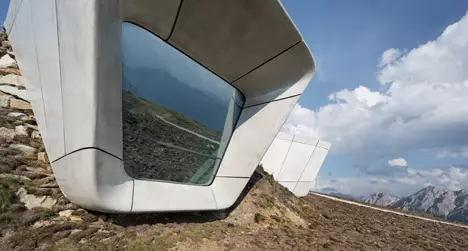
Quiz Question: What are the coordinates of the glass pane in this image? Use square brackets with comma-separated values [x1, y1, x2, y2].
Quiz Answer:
[122, 22, 244, 185]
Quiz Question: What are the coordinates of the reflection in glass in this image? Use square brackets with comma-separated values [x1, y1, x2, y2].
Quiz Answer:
[122, 22, 244, 185]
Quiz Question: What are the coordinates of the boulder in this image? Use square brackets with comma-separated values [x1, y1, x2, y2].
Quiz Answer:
[0, 127, 16, 139]
[9, 144, 36, 153]
[0, 74, 22, 87]
[10, 98, 31, 110]
[15, 187, 57, 209]
[15, 125, 29, 136]
[0, 54, 17, 68]
[0, 85, 28, 101]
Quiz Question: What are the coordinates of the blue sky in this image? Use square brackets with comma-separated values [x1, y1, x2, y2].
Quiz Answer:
[281, 0, 468, 196]
[2, 1, 468, 197]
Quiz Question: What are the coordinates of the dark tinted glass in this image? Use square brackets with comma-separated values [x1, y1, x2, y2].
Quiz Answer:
[122, 22, 243, 185]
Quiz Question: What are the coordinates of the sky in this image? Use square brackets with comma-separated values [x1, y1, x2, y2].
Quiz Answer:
[2, 1, 468, 197]
[280, 0, 468, 197]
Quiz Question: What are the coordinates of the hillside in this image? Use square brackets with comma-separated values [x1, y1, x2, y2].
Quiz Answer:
[2, 31, 468, 250]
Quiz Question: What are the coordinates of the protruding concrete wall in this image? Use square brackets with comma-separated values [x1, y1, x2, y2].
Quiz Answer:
[261, 132, 330, 197]
[6, 0, 316, 212]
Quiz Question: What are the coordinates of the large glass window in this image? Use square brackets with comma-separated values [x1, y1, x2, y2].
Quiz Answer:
[122, 22, 244, 185]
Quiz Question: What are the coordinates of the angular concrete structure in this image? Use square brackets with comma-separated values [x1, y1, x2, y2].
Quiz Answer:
[5, 0, 315, 212]
[261, 132, 330, 197]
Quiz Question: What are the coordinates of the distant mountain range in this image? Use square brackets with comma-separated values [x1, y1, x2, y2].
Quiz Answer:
[361, 192, 400, 206]
[360, 186, 468, 224]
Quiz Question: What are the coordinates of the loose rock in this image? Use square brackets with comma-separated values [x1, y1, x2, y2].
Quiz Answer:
[15, 125, 28, 136]
[0, 74, 22, 87]
[31, 130, 41, 139]
[0, 85, 28, 101]
[0, 91, 10, 107]
[0, 54, 17, 68]
[15, 187, 57, 209]
[10, 98, 31, 110]
[9, 143, 36, 153]
[7, 111, 28, 121]
[0, 127, 16, 139]
[38, 152, 47, 162]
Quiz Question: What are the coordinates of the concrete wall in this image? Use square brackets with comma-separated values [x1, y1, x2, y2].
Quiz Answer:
[5, 0, 316, 212]
[261, 132, 330, 197]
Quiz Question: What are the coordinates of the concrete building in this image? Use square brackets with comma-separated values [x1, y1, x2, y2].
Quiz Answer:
[5, 0, 315, 212]
[261, 132, 330, 197]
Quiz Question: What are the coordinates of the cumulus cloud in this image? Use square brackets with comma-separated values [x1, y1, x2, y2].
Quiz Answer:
[284, 12, 468, 161]
[315, 166, 468, 197]
[379, 48, 401, 67]
[388, 158, 407, 167]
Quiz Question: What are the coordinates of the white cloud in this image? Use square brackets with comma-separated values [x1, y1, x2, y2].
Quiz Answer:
[435, 146, 468, 159]
[388, 158, 407, 167]
[379, 48, 401, 67]
[315, 165, 468, 197]
[284, 12, 468, 161]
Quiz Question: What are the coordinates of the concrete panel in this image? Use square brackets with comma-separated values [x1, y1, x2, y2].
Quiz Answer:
[293, 134, 318, 146]
[216, 95, 300, 177]
[279, 181, 296, 192]
[9, 0, 50, 154]
[95, 0, 123, 158]
[29, 0, 65, 160]
[261, 138, 291, 179]
[300, 146, 329, 182]
[276, 142, 314, 181]
[292, 181, 313, 197]
[132, 180, 217, 212]
[211, 177, 249, 209]
[235, 42, 314, 107]
[276, 131, 294, 141]
[168, 0, 301, 82]
[52, 149, 133, 213]
[122, 0, 181, 40]
[318, 140, 332, 150]
[4, 0, 23, 33]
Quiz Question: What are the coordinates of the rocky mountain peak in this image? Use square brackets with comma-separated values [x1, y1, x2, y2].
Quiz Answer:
[361, 192, 400, 206]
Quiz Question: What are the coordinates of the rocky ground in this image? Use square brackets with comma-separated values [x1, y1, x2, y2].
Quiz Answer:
[2, 30, 468, 250]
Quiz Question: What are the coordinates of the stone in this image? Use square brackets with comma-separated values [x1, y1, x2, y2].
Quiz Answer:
[0, 68, 21, 75]
[31, 130, 41, 139]
[59, 210, 73, 218]
[26, 123, 39, 131]
[70, 215, 83, 222]
[9, 144, 36, 153]
[10, 98, 31, 110]
[0, 74, 22, 87]
[70, 229, 82, 235]
[0, 173, 31, 181]
[15, 125, 28, 136]
[1, 41, 11, 48]
[0, 91, 10, 107]
[0, 85, 28, 101]
[32, 220, 52, 229]
[0, 127, 16, 139]
[15, 187, 57, 209]
[7, 111, 28, 121]
[0, 54, 17, 68]
[38, 152, 48, 162]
